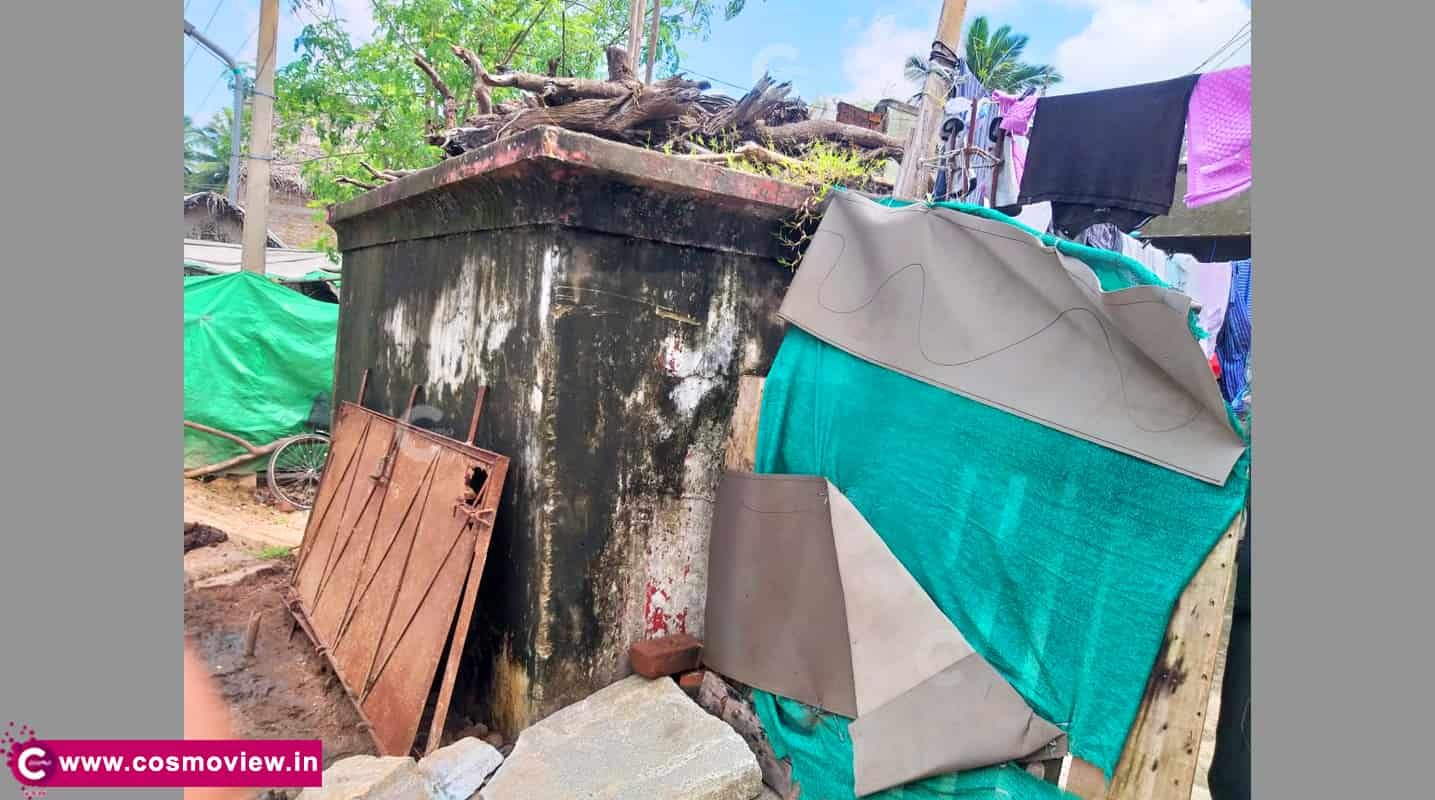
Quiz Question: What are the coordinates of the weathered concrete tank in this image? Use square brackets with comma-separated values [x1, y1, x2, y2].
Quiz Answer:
[326, 126, 808, 736]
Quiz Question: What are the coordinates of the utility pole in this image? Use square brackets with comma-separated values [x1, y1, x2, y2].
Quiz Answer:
[893, 0, 968, 200]
[626, 0, 647, 77]
[645, 0, 662, 84]
[241, 0, 280, 274]
[184, 20, 245, 205]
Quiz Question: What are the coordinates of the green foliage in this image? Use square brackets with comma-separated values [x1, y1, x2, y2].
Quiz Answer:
[905, 16, 1062, 97]
[701, 139, 885, 269]
[720, 140, 882, 193]
[183, 107, 251, 195]
[258, 545, 294, 559]
[275, 0, 757, 210]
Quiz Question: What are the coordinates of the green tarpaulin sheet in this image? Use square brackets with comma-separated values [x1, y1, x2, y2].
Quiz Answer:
[750, 202, 1250, 800]
[184, 271, 338, 473]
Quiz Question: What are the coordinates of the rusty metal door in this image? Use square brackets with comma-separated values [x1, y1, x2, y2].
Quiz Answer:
[287, 394, 507, 756]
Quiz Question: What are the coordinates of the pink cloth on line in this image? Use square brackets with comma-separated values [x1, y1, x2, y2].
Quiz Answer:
[992, 90, 1039, 136]
[1185, 65, 1251, 208]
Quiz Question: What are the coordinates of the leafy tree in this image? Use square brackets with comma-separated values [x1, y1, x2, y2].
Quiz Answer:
[276, 0, 755, 208]
[904, 16, 1062, 98]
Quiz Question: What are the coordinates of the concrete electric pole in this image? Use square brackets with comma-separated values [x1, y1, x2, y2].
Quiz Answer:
[892, 0, 968, 200]
[240, 0, 280, 274]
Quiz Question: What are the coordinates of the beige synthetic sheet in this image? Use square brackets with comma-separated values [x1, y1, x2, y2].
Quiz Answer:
[703, 472, 1065, 796]
[778, 192, 1245, 485]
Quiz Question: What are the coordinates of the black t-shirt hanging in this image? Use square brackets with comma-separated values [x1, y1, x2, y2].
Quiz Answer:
[1018, 74, 1199, 236]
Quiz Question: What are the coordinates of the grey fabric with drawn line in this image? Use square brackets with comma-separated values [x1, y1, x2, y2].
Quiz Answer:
[778, 191, 1245, 485]
[704, 472, 1065, 796]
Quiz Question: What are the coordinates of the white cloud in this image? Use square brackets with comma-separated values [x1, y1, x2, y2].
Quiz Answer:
[837, 1, 1030, 105]
[750, 43, 802, 83]
[839, 14, 933, 104]
[1052, 0, 1250, 94]
[332, 0, 377, 44]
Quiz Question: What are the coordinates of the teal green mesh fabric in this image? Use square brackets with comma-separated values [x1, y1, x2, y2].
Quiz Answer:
[749, 202, 1250, 799]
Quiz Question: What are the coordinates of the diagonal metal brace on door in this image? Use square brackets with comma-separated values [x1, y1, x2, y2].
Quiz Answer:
[286, 379, 509, 757]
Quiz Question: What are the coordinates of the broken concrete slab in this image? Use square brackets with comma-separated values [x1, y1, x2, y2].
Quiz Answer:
[481, 674, 761, 800]
[363, 763, 436, 800]
[415, 738, 504, 800]
[294, 755, 415, 800]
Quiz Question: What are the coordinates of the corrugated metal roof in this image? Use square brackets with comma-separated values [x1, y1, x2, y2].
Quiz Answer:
[183, 239, 340, 281]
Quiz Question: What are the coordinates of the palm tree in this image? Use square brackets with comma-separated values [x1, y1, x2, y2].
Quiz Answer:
[905, 16, 1062, 98]
[183, 115, 212, 191]
[183, 108, 248, 195]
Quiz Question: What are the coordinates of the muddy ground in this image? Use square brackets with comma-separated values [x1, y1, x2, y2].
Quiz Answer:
[184, 477, 376, 775]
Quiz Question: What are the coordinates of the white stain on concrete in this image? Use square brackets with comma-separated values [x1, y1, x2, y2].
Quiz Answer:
[382, 253, 525, 397]
[661, 271, 741, 417]
[423, 263, 479, 396]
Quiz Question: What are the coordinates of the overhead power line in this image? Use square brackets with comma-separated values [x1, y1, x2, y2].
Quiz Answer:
[1209, 32, 1251, 71]
[1189, 21, 1250, 74]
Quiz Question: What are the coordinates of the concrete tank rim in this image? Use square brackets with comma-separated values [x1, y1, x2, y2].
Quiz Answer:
[326, 126, 815, 228]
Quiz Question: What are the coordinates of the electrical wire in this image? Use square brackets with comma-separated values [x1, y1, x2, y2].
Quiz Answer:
[675, 66, 751, 92]
[1189, 21, 1250, 74]
[187, 0, 230, 68]
[1208, 31, 1251, 71]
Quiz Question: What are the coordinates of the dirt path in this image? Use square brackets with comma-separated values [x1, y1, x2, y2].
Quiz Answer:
[185, 476, 306, 550]
[183, 476, 375, 783]
[185, 562, 375, 771]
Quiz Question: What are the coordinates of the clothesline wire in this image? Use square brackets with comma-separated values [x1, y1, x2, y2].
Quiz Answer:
[1207, 32, 1251, 72]
[1189, 21, 1251, 74]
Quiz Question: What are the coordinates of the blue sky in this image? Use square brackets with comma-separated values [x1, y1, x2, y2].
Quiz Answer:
[184, 0, 1251, 124]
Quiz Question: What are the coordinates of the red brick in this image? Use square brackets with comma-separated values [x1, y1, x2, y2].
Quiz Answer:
[676, 670, 705, 697]
[630, 634, 703, 678]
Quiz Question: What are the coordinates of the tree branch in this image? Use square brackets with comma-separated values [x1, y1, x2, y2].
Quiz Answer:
[499, 0, 553, 69]
[756, 119, 905, 154]
[183, 421, 285, 479]
[336, 175, 378, 190]
[451, 45, 495, 116]
[413, 52, 458, 128]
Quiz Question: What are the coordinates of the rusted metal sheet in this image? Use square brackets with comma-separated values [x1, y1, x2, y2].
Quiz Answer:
[836, 101, 883, 131]
[287, 390, 508, 757]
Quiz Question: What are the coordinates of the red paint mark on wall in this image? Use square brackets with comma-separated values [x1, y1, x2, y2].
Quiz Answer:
[644, 580, 673, 634]
[674, 609, 689, 634]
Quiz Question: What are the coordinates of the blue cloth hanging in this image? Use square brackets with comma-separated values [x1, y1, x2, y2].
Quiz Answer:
[1216, 259, 1252, 413]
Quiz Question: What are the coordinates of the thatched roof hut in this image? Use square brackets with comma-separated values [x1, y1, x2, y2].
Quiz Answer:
[183, 192, 286, 248]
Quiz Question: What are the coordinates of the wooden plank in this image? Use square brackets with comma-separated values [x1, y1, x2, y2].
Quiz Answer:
[723, 375, 766, 470]
[1063, 511, 1246, 800]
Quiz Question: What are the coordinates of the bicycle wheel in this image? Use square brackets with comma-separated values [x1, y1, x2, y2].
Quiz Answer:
[267, 433, 331, 510]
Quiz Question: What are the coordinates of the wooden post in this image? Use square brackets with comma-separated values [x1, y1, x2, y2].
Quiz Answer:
[1059, 511, 1247, 800]
[723, 376, 766, 471]
[645, 0, 662, 84]
[240, 0, 280, 273]
[626, 0, 648, 76]
[243, 611, 262, 657]
[893, 0, 969, 200]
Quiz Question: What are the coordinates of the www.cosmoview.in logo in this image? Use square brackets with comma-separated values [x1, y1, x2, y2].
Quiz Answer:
[4, 723, 50, 799]
[4, 722, 322, 795]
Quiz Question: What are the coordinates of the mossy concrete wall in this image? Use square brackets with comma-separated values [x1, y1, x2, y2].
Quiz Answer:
[328, 126, 809, 737]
